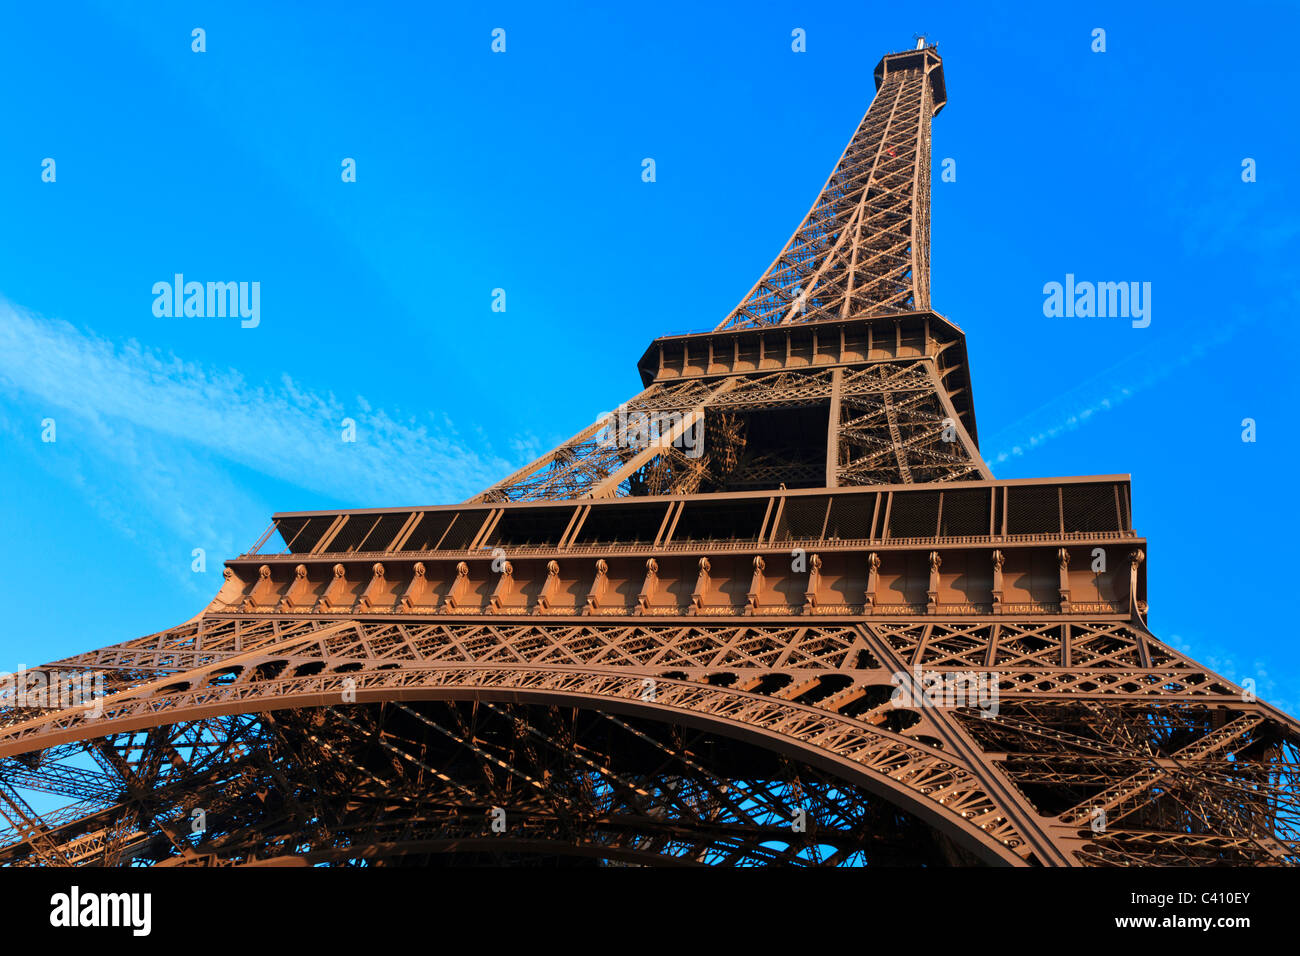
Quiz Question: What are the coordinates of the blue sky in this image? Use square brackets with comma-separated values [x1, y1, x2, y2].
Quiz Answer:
[1, 1, 1297, 714]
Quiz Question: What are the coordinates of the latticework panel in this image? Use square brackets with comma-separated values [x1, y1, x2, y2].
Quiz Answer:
[834, 361, 987, 485]
[957, 702, 1300, 865]
[476, 379, 717, 502]
[715, 58, 937, 330]
[2, 611, 1297, 867]
[475, 358, 988, 501]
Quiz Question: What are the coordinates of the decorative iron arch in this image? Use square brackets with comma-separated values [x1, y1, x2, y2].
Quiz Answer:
[0, 650, 1028, 866]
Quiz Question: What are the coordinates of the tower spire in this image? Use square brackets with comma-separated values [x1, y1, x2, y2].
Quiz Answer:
[716, 46, 946, 330]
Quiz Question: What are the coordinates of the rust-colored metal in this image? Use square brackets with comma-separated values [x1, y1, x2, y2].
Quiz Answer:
[3, 44, 1296, 867]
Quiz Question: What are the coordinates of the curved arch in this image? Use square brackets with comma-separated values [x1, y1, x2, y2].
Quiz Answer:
[0, 661, 1028, 865]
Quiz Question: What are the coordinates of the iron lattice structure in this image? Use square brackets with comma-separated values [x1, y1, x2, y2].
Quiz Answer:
[3, 45, 1297, 867]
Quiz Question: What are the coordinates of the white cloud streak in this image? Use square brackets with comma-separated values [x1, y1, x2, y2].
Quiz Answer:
[986, 313, 1255, 467]
[0, 299, 516, 508]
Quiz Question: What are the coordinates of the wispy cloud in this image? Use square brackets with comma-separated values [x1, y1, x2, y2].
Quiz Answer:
[0, 299, 516, 509]
[985, 312, 1261, 467]
[0, 402, 266, 596]
[1169, 635, 1297, 719]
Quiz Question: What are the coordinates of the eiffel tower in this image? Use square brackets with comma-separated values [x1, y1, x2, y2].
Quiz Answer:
[3, 42, 1297, 868]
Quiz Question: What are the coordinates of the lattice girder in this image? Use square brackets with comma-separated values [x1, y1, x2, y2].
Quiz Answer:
[4, 609, 1298, 866]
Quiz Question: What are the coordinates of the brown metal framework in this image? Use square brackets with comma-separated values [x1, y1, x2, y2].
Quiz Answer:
[3, 44, 1296, 867]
